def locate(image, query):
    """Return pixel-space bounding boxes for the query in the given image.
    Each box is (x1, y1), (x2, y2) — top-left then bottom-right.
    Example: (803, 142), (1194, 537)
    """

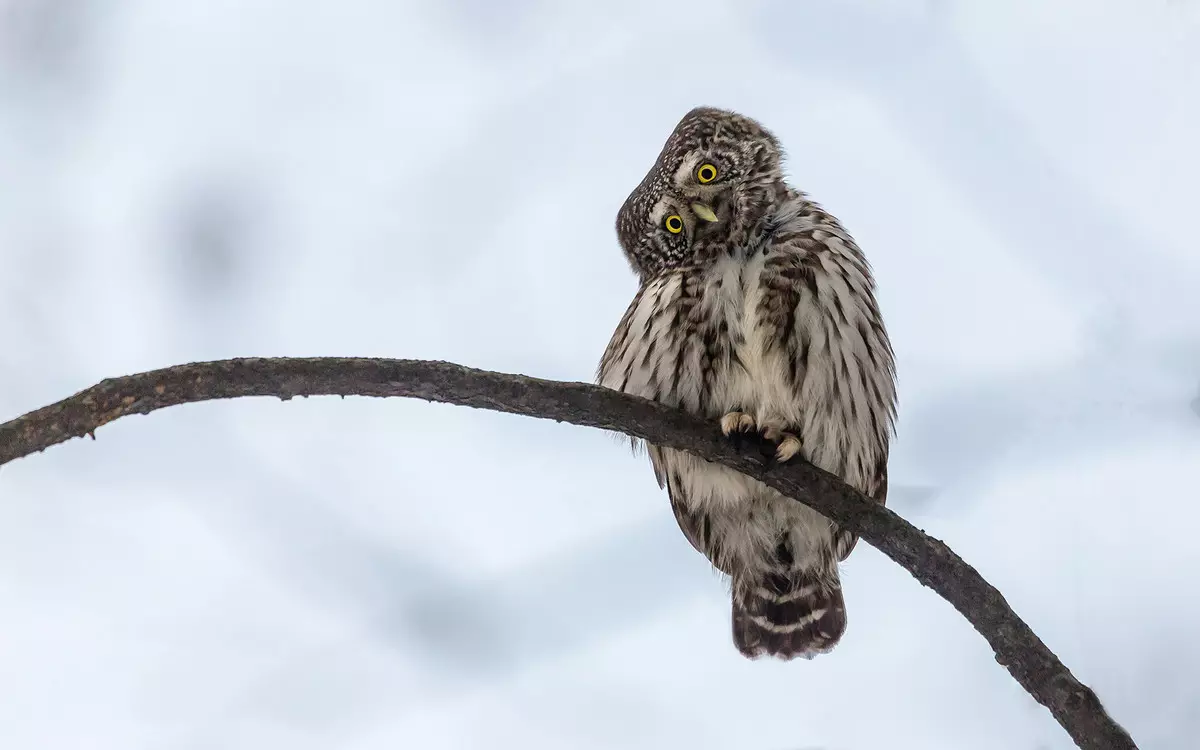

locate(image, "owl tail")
(731, 570), (847, 660)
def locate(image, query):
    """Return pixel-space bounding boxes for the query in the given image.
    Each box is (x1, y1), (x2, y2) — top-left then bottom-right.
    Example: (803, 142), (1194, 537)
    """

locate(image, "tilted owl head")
(616, 107), (786, 279)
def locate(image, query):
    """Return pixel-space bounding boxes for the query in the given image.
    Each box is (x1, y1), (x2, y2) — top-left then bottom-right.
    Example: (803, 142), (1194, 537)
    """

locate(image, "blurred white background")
(2, 1), (1199, 748)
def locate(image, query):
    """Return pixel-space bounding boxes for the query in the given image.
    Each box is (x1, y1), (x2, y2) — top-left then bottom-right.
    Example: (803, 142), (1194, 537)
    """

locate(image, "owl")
(598, 107), (897, 660)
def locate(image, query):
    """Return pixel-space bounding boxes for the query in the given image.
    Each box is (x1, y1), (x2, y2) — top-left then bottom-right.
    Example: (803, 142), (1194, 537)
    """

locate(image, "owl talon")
(719, 411), (761, 453)
(719, 411), (757, 437)
(774, 434), (803, 463)
(760, 424), (803, 463)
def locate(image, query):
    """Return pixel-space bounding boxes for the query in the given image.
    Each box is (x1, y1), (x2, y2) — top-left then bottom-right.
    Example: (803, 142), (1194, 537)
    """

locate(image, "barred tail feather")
(731, 570), (847, 660)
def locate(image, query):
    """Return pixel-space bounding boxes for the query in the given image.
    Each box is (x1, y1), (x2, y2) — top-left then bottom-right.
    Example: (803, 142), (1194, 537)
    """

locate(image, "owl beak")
(691, 202), (719, 223)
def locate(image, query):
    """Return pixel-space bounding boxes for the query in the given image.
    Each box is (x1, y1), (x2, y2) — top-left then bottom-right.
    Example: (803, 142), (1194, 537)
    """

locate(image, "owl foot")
(720, 412), (798, 464)
(719, 411), (768, 454)
(761, 424), (803, 464)
(719, 411), (757, 436)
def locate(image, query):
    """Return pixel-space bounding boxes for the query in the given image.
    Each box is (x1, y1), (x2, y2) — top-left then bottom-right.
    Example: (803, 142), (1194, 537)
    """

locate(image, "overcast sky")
(2, 1), (1199, 748)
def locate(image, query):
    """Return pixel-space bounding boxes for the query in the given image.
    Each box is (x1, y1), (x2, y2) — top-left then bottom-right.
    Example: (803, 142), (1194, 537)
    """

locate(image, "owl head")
(615, 107), (786, 279)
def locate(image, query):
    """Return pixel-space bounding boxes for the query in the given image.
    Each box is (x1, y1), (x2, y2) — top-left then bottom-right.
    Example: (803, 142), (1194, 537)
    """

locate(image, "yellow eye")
(696, 163), (718, 183)
(664, 215), (684, 234)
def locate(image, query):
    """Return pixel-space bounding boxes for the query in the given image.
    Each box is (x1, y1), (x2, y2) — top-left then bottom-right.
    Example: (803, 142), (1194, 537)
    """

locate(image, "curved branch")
(0, 357), (1136, 749)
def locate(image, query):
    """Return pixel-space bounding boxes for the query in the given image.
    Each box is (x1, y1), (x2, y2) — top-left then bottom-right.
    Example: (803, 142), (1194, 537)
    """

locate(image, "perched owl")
(598, 107), (897, 660)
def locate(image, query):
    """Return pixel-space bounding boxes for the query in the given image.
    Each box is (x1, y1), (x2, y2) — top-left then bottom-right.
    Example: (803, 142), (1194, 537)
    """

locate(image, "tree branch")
(0, 357), (1136, 749)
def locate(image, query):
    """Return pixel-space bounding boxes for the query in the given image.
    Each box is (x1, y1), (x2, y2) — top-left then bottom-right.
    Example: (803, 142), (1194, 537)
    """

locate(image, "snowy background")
(2, 0), (1199, 748)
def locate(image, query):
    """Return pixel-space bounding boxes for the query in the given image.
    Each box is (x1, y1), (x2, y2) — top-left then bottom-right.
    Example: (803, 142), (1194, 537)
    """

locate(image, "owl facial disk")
(691, 202), (718, 223)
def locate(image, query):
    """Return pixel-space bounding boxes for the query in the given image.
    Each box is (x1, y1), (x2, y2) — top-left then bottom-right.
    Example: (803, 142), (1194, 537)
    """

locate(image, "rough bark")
(0, 357), (1137, 750)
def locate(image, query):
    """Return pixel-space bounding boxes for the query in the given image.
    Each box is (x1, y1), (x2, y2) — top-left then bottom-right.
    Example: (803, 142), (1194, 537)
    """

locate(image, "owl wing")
(832, 450), (889, 561)
(596, 272), (692, 407)
(763, 212), (897, 562)
(598, 272), (735, 574)
(648, 445), (736, 576)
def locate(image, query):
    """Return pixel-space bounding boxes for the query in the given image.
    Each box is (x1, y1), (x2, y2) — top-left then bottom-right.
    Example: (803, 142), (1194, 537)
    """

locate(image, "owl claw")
(719, 411), (757, 436)
(721, 414), (802, 463)
(773, 434), (803, 463)
(719, 411), (760, 453)
(761, 424), (803, 464)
